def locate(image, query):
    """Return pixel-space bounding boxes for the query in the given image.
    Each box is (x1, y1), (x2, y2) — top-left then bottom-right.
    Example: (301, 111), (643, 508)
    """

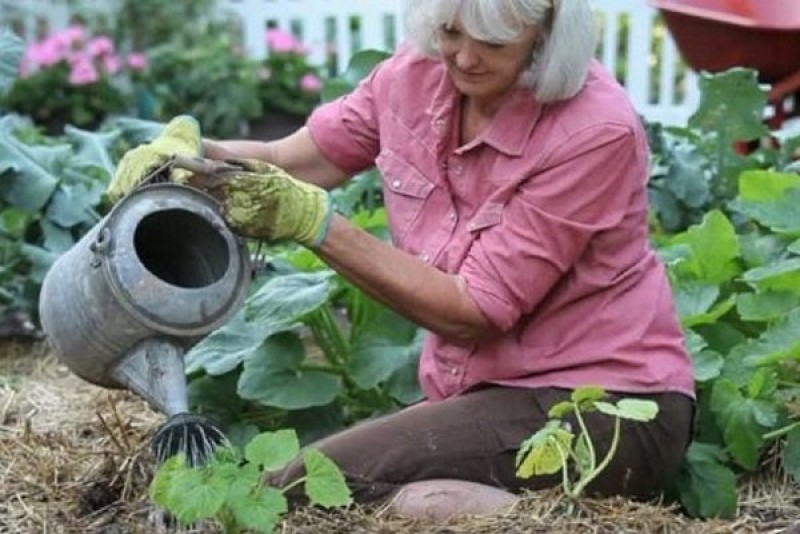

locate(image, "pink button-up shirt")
(308, 44), (695, 401)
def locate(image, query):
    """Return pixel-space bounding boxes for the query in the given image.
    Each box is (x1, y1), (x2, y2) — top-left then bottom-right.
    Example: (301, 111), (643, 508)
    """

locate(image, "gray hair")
(404, 0), (597, 102)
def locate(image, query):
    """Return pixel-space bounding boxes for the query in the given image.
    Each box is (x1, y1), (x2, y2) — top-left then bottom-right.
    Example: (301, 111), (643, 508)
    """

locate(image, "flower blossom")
(69, 56), (99, 85)
(87, 36), (115, 56)
(299, 73), (322, 92)
(266, 28), (301, 54)
(126, 52), (148, 71)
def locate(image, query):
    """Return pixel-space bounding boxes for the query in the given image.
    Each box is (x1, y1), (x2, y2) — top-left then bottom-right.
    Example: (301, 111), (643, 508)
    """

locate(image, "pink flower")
(266, 28), (300, 53)
(69, 57), (99, 85)
(126, 52), (148, 71)
(299, 73), (322, 92)
(103, 54), (122, 74)
(87, 36), (114, 56)
(25, 40), (64, 67)
(60, 25), (87, 45)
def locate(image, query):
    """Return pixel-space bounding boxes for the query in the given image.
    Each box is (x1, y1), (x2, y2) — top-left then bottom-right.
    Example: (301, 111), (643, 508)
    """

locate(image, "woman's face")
(437, 18), (540, 105)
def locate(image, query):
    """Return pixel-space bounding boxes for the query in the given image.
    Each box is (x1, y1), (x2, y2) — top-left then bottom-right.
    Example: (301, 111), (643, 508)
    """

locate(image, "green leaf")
(238, 331), (341, 410)
(548, 401), (574, 419)
(783, 425), (800, 483)
(515, 420), (573, 478)
(0, 29), (24, 96)
(347, 300), (420, 389)
(607, 399), (660, 422)
(689, 68), (768, 143)
(186, 310), (283, 375)
(741, 308), (800, 366)
(673, 281), (735, 327)
(710, 379), (772, 470)
(64, 125), (119, 177)
(164, 467), (227, 524)
(244, 429), (300, 471)
(570, 385), (606, 409)
(742, 258), (800, 294)
(0, 115), (67, 210)
(674, 442), (738, 518)
(149, 454), (187, 508)
(692, 350), (724, 383)
(739, 170), (800, 202)
(669, 210), (741, 284)
(736, 291), (800, 322)
(244, 270), (336, 325)
(302, 448), (353, 508)
(228, 480), (287, 533)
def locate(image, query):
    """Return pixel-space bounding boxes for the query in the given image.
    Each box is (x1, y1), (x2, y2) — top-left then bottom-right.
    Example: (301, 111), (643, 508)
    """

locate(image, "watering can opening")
(134, 208), (230, 289)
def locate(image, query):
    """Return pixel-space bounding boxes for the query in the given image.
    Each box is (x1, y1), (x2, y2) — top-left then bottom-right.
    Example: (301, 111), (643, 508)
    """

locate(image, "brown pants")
(273, 386), (694, 504)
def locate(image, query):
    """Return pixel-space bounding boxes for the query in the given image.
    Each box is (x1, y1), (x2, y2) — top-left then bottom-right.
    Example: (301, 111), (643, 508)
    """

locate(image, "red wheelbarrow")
(650, 0), (800, 127)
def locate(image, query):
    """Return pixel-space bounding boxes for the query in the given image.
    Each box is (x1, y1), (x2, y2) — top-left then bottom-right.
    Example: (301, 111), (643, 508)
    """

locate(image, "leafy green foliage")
(185, 255), (424, 442)
(145, 35), (263, 138)
(647, 69), (771, 233)
(0, 29), (23, 96)
(150, 429), (351, 533)
(516, 386), (659, 499)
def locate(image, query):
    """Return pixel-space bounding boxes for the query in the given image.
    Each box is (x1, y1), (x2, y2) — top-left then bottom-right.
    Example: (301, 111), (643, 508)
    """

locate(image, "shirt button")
(391, 179), (401, 188)
(449, 212), (457, 221)
(450, 367), (458, 376)
(420, 253), (430, 262)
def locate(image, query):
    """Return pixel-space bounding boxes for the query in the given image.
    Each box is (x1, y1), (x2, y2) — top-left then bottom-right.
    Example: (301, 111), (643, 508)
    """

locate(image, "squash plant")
(648, 71), (800, 518)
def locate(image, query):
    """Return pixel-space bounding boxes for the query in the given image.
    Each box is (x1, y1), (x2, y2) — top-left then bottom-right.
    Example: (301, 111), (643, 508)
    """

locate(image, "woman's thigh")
(272, 386), (693, 503)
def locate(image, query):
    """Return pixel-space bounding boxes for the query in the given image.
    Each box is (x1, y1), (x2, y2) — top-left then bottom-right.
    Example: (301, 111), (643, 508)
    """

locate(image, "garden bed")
(0, 340), (798, 533)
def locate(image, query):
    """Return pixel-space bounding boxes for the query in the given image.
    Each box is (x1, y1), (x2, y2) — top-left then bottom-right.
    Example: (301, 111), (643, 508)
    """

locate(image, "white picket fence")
(0, 0), (700, 126)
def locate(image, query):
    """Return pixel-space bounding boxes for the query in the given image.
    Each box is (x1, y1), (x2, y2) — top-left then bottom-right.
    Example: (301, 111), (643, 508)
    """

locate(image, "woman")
(109, 0), (695, 518)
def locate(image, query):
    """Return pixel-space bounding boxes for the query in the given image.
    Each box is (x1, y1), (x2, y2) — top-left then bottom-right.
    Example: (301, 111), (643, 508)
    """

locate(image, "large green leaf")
(0, 29), (23, 96)
(736, 291), (800, 322)
(185, 310), (285, 375)
(0, 115), (67, 210)
(673, 442), (738, 518)
(669, 210), (741, 284)
(64, 125), (119, 177)
(186, 272), (333, 375)
(740, 308), (800, 367)
(742, 258), (800, 294)
(238, 331), (341, 410)
(732, 171), (800, 236)
(710, 379), (777, 470)
(689, 68), (768, 144)
(347, 294), (420, 390)
(673, 281), (735, 327)
(244, 270), (337, 325)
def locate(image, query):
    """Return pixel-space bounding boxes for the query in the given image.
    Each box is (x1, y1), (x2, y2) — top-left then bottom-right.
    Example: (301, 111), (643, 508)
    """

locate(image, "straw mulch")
(1, 340), (798, 534)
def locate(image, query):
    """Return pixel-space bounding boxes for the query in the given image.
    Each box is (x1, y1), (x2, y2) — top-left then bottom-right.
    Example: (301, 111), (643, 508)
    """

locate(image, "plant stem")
(763, 420), (800, 440)
(573, 406), (597, 475)
(573, 416), (621, 497)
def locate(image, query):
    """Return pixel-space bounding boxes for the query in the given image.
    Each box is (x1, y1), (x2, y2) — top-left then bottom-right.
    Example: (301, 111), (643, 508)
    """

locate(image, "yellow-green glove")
(188, 158), (333, 247)
(106, 115), (203, 203)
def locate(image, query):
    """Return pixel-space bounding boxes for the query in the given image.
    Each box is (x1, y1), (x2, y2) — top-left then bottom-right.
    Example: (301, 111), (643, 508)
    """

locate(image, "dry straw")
(1, 341), (798, 534)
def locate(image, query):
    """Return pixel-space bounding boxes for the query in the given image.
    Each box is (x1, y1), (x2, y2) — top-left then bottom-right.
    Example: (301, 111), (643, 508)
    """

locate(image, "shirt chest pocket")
(376, 149), (436, 247)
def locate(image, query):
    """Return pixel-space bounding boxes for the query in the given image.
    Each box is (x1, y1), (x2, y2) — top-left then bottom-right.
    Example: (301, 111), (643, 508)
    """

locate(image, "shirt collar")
(426, 69), (545, 157)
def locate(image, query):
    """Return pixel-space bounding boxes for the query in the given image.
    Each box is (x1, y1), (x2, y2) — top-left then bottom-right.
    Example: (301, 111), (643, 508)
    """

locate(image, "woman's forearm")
(315, 214), (495, 345)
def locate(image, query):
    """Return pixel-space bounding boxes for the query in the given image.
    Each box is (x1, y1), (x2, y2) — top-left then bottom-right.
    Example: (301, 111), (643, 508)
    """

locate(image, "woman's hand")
(188, 158), (332, 247)
(106, 115), (202, 202)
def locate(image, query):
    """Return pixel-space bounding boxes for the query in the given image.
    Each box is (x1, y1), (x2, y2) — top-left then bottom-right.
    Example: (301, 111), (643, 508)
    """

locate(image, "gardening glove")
(106, 115), (203, 203)
(187, 158), (333, 247)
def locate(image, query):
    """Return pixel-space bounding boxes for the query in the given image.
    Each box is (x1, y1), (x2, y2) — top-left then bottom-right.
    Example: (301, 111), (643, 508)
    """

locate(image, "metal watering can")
(39, 164), (251, 465)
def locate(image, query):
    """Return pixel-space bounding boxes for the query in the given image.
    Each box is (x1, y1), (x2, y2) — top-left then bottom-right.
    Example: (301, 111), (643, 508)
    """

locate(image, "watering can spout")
(110, 338), (190, 417)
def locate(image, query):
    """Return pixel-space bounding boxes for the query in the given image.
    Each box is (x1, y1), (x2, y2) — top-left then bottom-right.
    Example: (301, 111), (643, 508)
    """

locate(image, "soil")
(1, 338), (799, 533)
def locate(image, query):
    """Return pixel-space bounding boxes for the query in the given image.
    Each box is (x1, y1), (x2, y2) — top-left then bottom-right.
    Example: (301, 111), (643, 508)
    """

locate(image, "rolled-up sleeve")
(461, 125), (641, 331)
(307, 62), (387, 176)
